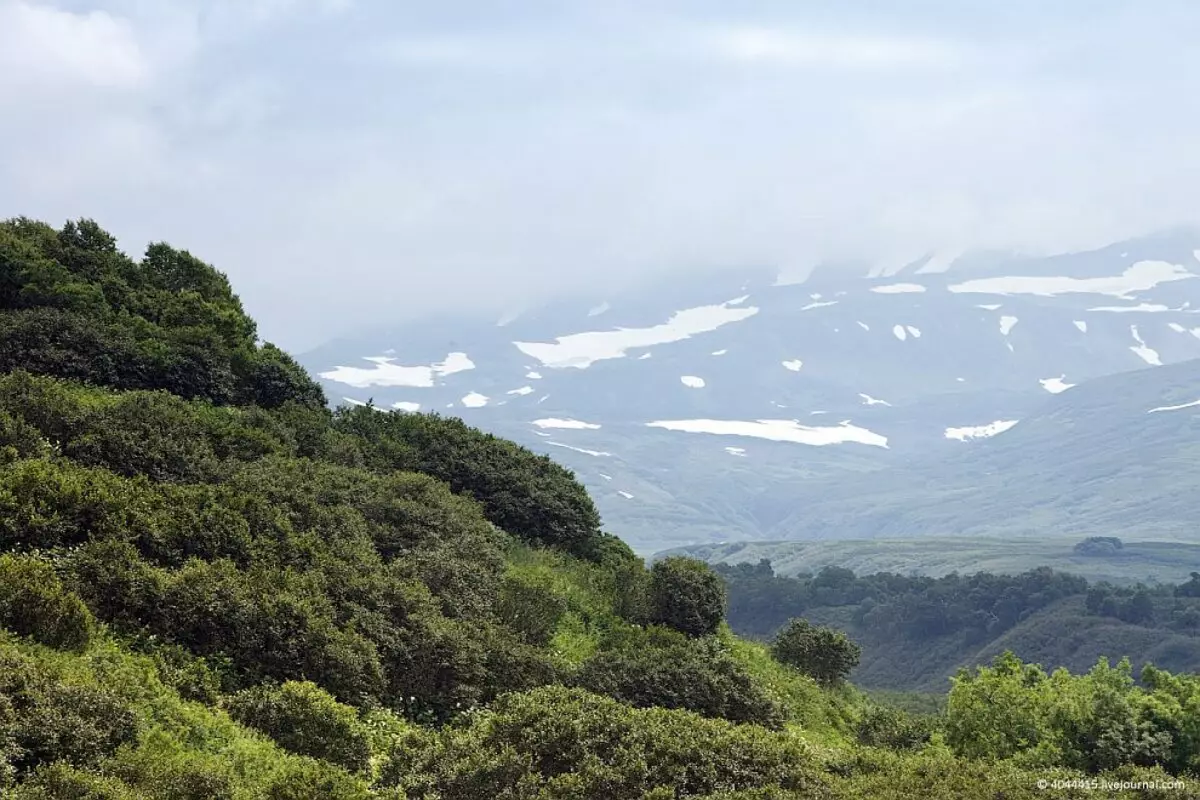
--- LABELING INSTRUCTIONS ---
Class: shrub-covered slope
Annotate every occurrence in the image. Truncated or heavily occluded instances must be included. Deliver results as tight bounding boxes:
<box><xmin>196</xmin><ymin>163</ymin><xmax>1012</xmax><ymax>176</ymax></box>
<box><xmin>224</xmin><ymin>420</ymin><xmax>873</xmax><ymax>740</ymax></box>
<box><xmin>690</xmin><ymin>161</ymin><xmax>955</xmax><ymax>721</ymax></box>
<box><xmin>1</xmin><ymin>218</ymin><xmax>1197</xmax><ymax>798</ymax></box>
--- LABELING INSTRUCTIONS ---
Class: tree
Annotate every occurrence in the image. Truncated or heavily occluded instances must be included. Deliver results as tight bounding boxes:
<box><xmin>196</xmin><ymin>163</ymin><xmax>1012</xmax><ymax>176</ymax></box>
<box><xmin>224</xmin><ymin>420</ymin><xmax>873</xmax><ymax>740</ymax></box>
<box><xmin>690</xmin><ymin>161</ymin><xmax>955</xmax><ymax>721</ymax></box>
<box><xmin>648</xmin><ymin>556</ymin><xmax>726</xmax><ymax>637</ymax></box>
<box><xmin>770</xmin><ymin>618</ymin><xmax>860</xmax><ymax>686</ymax></box>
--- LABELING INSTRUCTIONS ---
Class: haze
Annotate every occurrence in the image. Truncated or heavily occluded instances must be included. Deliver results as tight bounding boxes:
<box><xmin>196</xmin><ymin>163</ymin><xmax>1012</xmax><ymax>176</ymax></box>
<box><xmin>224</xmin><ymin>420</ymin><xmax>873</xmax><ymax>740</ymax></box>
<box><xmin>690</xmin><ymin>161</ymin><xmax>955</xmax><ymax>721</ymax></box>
<box><xmin>2</xmin><ymin>0</ymin><xmax>1199</xmax><ymax>350</ymax></box>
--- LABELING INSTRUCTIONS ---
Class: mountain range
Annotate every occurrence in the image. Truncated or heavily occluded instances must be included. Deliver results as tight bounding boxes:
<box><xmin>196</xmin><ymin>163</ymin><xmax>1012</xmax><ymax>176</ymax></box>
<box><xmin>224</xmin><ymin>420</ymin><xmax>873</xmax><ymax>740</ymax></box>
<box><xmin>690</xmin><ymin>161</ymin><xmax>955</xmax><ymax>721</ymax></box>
<box><xmin>301</xmin><ymin>229</ymin><xmax>1200</xmax><ymax>553</ymax></box>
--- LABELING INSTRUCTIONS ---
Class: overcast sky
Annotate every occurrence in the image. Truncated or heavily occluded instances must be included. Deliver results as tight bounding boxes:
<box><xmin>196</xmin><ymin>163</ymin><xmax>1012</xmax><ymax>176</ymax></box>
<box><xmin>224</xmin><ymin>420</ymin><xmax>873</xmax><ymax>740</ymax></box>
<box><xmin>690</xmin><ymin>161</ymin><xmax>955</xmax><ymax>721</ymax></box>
<box><xmin>3</xmin><ymin>1</ymin><xmax>1199</xmax><ymax>351</ymax></box>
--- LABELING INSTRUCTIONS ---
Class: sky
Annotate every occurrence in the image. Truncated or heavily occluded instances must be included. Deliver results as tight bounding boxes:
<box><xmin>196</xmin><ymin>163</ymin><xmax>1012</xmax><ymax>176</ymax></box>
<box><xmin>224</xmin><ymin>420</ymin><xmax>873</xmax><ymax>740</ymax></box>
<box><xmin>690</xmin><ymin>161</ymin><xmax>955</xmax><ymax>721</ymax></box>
<box><xmin>2</xmin><ymin>0</ymin><xmax>1200</xmax><ymax>351</ymax></box>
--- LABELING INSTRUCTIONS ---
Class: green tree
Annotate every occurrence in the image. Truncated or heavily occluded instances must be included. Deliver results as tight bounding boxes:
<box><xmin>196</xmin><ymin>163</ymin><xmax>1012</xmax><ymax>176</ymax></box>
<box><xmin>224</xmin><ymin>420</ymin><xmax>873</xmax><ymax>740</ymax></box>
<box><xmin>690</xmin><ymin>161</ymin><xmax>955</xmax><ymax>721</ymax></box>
<box><xmin>648</xmin><ymin>556</ymin><xmax>727</xmax><ymax>637</ymax></box>
<box><xmin>769</xmin><ymin>618</ymin><xmax>860</xmax><ymax>686</ymax></box>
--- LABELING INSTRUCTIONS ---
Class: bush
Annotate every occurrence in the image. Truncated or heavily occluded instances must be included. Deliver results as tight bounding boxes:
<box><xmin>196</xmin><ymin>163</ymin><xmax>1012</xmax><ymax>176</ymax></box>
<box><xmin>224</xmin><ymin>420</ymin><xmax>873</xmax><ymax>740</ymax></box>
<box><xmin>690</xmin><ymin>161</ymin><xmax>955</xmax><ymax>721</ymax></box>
<box><xmin>0</xmin><ymin>554</ymin><xmax>93</xmax><ymax>651</ymax></box>
<box><xmin>770</xmin><ymin>618</ymin><xmax>860</xmax><ymax>687</ymax></box>
<box><xmin>379</xmin><ymin>685</ymin><xmax>828</xmax><ymax>799</ymax></box>
<box><xmin>854</xmin><ymin>705</ymin><xmax>934</xmax><ymax>750</ymax></box>
<box><xmin>648</xmin><ymin>556</ymin><xmax>727</xmax><ymax>637</ymax></box>
<box><xmin>226</xmin><ymin>681</ymin><xmax>372</xmax><ymax>773</ymax></box>
<box><xmin>574</xmin><ymin>631</ymin><xmax>786</xmax><ymax>728</ymax></box>
<box><xmin>495</xmin><ymin>573</ymin><xmax>569</xmax><ymax>646</ymax></box>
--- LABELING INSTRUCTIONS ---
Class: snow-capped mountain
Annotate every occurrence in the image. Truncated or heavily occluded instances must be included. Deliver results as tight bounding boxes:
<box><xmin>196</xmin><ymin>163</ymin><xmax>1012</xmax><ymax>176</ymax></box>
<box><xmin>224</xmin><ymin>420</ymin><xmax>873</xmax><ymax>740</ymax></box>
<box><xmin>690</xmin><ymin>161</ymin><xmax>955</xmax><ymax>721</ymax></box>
<box><xmin>300</xmin><ymin>229</ymin><xmax>1200</xmax><ymax>552</ymax></box>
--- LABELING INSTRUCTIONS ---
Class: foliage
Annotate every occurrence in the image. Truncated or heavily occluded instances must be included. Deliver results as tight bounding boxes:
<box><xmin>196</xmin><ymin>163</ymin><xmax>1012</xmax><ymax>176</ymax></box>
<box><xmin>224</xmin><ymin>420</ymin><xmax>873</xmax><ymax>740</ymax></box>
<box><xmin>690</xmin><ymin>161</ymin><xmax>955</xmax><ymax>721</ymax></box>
<box><xmin>378</xmin><ymin>685</ymin><xmax>829</xmax><ymax>799</ymax></box>
<box><xmin>648</xmin><ymin>556</ymin><xmax>727</xmax><ymax>636</ymax></box>
<box><xmin>226</xmin><ymin>681</ymin><xmax>372</xmax><ymax>773</ymax></box>
<box><xmin>771</xmin><ymin>618</ymin><xmax>861</xmax><ymax>687</ymax></box>
<box><xmin>574</xmin><ymin>627</ymin><xmax>786</xmax><ymax>728</ymax></box>
<box><xmin>0</xmin><ymin>554</ymin><xmax>94</xmax><ymax>651</ymax></box>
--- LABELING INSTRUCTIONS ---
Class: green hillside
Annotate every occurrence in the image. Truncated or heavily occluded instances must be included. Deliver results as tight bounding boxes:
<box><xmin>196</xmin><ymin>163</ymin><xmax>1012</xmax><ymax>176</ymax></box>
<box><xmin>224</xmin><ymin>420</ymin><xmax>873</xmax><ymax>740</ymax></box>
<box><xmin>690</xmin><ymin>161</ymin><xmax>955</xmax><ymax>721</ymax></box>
<box><xmin>1</xmin><ymin>217</ymin><xmax>1198</xmax><ymax>798</ymax></box>
<box><xmin>668</xmin><ymin>536</ymin><xmax>1200</xmax><ymax>585</ymax></box>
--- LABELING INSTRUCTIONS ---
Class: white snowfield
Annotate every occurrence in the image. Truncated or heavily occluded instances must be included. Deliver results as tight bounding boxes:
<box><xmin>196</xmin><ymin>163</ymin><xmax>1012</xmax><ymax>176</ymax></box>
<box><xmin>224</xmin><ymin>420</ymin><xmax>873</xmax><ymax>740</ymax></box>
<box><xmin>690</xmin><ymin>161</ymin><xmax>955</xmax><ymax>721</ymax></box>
<box><xmin>782</xmin><ymin>360</ymin><xmax>803</xmax><ymax>372</ymax></box>
<box><xmin>532</xmin><ymin>418</ymin><xmax>601</xmax><ymax>430</ymax></box>
<box><xmin>1130</xmin><ymin>325</ymin><xmax>1162</xmax><ymax>366</ymax></box>
<box><xmin>1148</xmin><ymin>399</ymin><xmax>1200</xmax><ymax>414</ymax></box>
<box><xmin>1039</xmin><ymin>376</ymin><xmax>1075</xmax><ymax>394</ymax></box>
<box><xmin>391</xmin><ymin>401</ymin><xmax>420</xmax><ymax>412</ymax></box>
<box><xmin>461</xmin><ymin>392</ymin><xmax>489</xmax><ymax>408</ymax></box>
<box><xmin>645</xmin><ymin>418</ymin><xmax>888</xmax><ymax>448</ymax></box>
<box><xmin>514</xmin><ymin>298</ymin><xmax>758</xmax><ymax>369</ymax></box>
<box><xmin>321</xmin><ymin>352</ymin><xmax>475</xmax><ymax>388</ymax></box>
<box><xmin>546</xmin><ymin>441</ymin><xmax>612</xmax><ymax>457</ymax></box>
<box><xmin>944</xmin><ymin>420</ymin><xmax>1019</xmax><ymax>442</ymax></box>
<box><xmin>948</xmin><ymin>260</ymin><xmax>1195</xmax><ymax>297</ymax></box>
<box><xmin>681</xmin><ymin>375</ymin><xmax>706</xmax><ymax>388</ymax></box>
<box><xmin>870</xmin><ymin>283</ymin><xmax>926</xmax><ymax>294</ymax></box>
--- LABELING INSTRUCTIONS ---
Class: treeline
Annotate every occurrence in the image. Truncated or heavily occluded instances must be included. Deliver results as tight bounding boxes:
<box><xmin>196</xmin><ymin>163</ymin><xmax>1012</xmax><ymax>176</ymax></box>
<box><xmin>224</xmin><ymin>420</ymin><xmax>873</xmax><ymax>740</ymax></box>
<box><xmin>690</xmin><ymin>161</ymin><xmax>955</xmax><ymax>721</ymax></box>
<box><xmin>717</xmin><ymin>558</ymin><xmax>1200</xmax><ymax>643</ymax></box>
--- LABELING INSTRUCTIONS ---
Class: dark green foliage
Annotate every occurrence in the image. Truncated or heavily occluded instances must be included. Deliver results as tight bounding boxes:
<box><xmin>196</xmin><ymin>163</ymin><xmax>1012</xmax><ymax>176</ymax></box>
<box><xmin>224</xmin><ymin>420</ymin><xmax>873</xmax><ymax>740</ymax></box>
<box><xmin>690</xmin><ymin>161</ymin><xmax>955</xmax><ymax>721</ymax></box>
<box><xmin>8</xmin><ymin>763</ymin><xmax>141</xmax><ymax>799</ymax></box>
<box><xmin>0</xmin><ymin>554</ymin><xmax>93</xmax><ymax>651</ymax></box>
<box><xmin>262</xmin><ymin>760</ymin><xmax>372</xmax><ymax>800</ymax></box>
<box><xmin>226</xmin><ymin>681</ymin><xmax>372</xmax><ymax>772</ymax></box>
<box><xmin>0</xmin><ymin>218</ymin><xmax>325</xmax><ymax>410</ymax></box>
<box><xmin>574</xmin><ymin>628</ymin><xmax>786</xmax><ymax>728</ymax></box>
<box><xmin>495</xmin><ymin>572</ymin><xmax>569</xmax><ymax>646</ymax></box>
<box><xmin>854</xmin><ymin>705</ymin><xmax>934</xmax><ymax>750</ymax></box>
<box><xmin>378</xmin><ymin>686</ymin><xmax>829</xmax><ymax>799</ymax></box>
<box><xmin>648</xmin><ymin>556</ymin><xmax>727</xmax><ymax>636</ymax></box>
<box><xmin>333</xmin><ymin>406</ymin><xmax>604</xmax><ymax>557</ymax></box>
<box><xmin>771</xmin><ymin>618</ymin><xmax>860</xmax><ymax>687</ymax></box>
<box><xmin>0</xmin><ymin>649</ymin><xmax>138</xmax><ymax>777</ymax></box>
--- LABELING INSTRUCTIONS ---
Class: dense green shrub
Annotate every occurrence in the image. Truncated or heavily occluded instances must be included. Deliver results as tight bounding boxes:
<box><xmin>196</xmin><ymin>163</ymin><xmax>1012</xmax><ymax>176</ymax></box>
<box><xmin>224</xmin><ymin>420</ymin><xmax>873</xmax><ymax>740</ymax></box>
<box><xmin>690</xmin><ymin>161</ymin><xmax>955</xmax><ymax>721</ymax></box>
<box><xmin>575</xmin><ymin>630</ymin><xmax>786</xmax><ymax>728</ymax></box>
<box><xmin>226</xmin><ymin>681</ymin><xmax>372</xmax><ymax>772</ymax></box>
<box><xmin>333</xmin><ymin>406</ymin><xmax>604</xmax><ymax>557</ymax></box>
<box><xmin>854</xmin><ymin>704</ymin><xmax>934</xmax><ymax>750</ymax></box>
<box><xmin>771</xmin><ymin>618</ymin><xmax>860</xmax><ymax>687</ymax></box>
<box><xmin>379</xmin><ymin>686</ymin><xmax>828</xmax><ymax>799</ymax></box>
<box><xmin>495</xmin><ymin>572</ymin><xmax>570</xmax><ymax>646</ymax></box>
<box><xmin>648</xmin><ymin>556</ymin><xmax>727</xmax><ymax>636</ymax></box>
<box><xmin>0</xmin><ymin>554</ymin><xmax>93</xmax><ymax>651</ymax></box>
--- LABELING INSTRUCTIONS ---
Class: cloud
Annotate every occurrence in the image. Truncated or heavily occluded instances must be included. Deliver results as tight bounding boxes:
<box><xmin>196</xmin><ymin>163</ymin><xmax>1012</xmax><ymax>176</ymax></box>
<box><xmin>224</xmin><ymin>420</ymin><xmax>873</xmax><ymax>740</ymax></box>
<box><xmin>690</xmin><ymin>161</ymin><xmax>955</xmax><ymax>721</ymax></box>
<box><xmin>0</xmin><ymin>1</ymin><xmax>148</xmax><ymax>93</ymax></box>
<box><xmin>1</xmin><ymin>2</ymin><xmax>1199</xmax><ymax>352</ymax></box>
<box><xmin>707</xmin><ymin>27</ymin><xmax>964</xmax><ymax>69</ymax></box>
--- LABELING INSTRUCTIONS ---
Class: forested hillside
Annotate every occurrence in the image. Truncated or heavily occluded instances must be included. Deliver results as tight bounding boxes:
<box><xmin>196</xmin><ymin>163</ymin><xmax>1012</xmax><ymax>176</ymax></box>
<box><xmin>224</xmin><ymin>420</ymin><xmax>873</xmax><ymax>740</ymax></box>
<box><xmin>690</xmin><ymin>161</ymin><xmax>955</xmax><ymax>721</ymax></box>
<box><xmin>716</xmin><ymin>559</ymin><xmax>1200</xmax><ymax>692</ymax></box>
<box><xmin>1</xmin><ymin>218</ymin><xmax>1197</xmax><ymax>798</ymax></box>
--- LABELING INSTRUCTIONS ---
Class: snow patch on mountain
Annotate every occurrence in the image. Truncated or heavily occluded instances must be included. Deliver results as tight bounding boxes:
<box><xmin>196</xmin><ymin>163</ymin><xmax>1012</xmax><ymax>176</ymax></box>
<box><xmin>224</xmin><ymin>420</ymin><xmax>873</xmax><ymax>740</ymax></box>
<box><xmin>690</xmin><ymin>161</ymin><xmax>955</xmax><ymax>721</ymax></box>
<box><xmin>871</xmin><ymin>283</ymin><xmax>926</xmax><ymax>294</ymax></box>
<box><xmin>547</xmin><ymin>441</ymin><xmax>612</xmax><ymax>457</ymax></box>
<box><xmin>948</xmin><ymin>260</ymin><xmax>1195</xmax><ymax>298</ymax></box>
<box><xmin>892</xmin><ymin>325</ymin><xmax>908</xmax><ymax>341</ymax></box>
<box><xmin>1074</xmin><ymin>320</ymin><xmax>1088</xmax><ymax>333</ymax></box>
<box><xmin>461</xmin><ymin>392</ymin><xmax>489</xmax><ymax>408</ymax></box>
<box><xmin>645</xmin><ymin>419</ymin><xmax>888</xmax><ymax>448</ymax></box>
<box><xmin>859</xmin><ymin>393</ymin><xmax>891</xmax><ymax>406</ymax></box>
<box><xmin>801</xmin><ymin>300</ymin><xmax>839</xmax><ymax>311</ymax></box>
<box><xmin>514</xmin><ymin>298</ymin><xmax>758</xmax><ymax>369</ymax></box>
<box><xmin>782</xmin><ymin>360</ymin><xmax>803</xmax><ymax>372</ymax></box>
<box><xmin>1039</xmin><ymin>376</ymin><xmax>1075</xmax><ymax>394</ymax></box>
<box><xmin>999</xmin><ymin>316</ymin><xmax>1019</xmax><ymax>335</ymax></box>
<box><xmin>508</xmin><ymin>386</ymin><xmax>534</xmax><ymax>396</ymax></box>
<box><xmin>391</xmin><ymin>401</ymin><xmax>420</xmax><ymax>412</ymax></box>
<box><xmin>587</xmin><ymin>301</ymin><xmax>610</xmax><ymax>317</ymax></box>
<box><xmin>1088</xmin><ymin>303</ymin><xmax>1172</xmax><ymax>313</ymax></box>
<box><xmin>1130</xmin><ymin>325</ymin><xmax>1163</xmax><ymax>366</ymax></box>
<box><xmin>533</xmin><ymin>418</ymin><xmax>601</xmax><ymax>430</ymax></box>
<box><xmin>681</xmin><ymin>375</ymin><xmax>706</xmax><ymax>388</ymax></box>
<box><xmin>1148</xmin><ymin>399</ymin><xmax>1200</xmax><ymax>414</ymax></box>
<box><xmin>725</xmin><ymin>447</ymin><xmax>747</xmax><ymax>456</ymax></box>
<box><xmin>944</xmin><ymin>420</ymin><xmax>1019</xmax><ymax>441</ymax></box>
<box><xmin>322</xmin><ymin>352</ymin><xmax>475</xmax><ymax>388</ymax></box>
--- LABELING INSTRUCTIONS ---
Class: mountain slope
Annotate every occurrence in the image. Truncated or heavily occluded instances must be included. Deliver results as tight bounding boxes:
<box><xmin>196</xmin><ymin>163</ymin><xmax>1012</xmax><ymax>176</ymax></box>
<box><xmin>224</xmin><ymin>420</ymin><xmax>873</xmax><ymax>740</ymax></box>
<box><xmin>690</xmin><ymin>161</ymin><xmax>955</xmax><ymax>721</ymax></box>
<box><xmin>304</xmin><ymin>230</ymin><xmax>1200</xmax><ymax>551</ymax></box>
